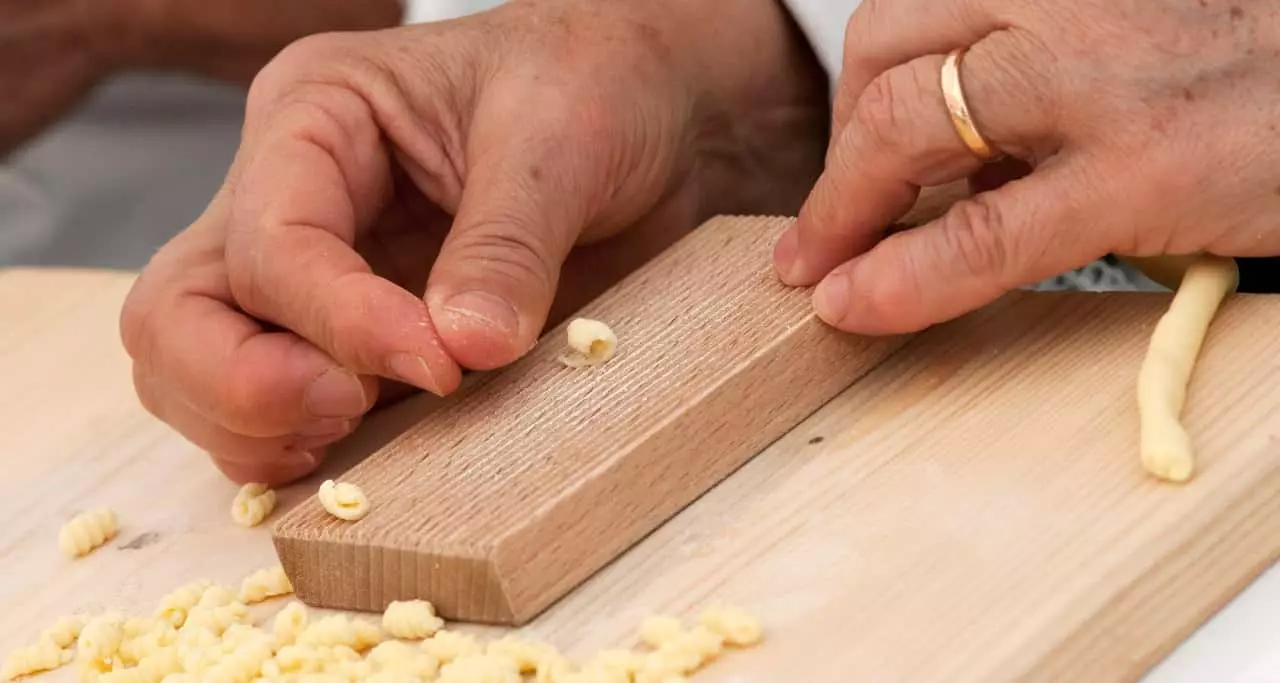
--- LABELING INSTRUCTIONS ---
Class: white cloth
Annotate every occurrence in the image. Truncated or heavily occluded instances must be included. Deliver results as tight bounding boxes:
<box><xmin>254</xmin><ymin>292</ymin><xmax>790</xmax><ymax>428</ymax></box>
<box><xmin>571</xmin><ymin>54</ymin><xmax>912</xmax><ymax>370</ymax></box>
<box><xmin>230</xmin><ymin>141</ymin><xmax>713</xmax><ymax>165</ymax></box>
<box><xmin>779</xmin><ymin>0</ymin><xmax>857</xmax><ymax>85</ymax></box>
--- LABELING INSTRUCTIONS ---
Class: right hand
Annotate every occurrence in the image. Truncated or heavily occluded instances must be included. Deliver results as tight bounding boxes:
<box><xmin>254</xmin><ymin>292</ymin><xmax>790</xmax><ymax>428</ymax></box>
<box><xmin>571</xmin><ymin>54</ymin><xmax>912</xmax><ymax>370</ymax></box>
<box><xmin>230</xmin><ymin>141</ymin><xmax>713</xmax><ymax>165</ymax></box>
<box><xmin>119</xmin><ymin>0</ymin><xmax>829</xmax><ymax>484</ymax></box>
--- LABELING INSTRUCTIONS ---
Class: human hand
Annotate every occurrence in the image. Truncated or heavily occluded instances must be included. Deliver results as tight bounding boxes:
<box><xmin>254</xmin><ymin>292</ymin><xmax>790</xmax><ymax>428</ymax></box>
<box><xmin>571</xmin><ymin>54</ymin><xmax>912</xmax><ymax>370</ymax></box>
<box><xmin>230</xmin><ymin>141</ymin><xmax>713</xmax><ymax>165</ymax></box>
<box><xmin>0</xmin><ymin>0</ymin><xmax>400</xmax><ymax>155</ymax></box>
<box><xmin>119</xmin><ymin>0</ymin><xmax>829</xmax><ymax>484</ymax></box>
<box><xmin>773</xmin><ymin>0</ymin><xmax>1280</xmax><ymax>334</ymax></box>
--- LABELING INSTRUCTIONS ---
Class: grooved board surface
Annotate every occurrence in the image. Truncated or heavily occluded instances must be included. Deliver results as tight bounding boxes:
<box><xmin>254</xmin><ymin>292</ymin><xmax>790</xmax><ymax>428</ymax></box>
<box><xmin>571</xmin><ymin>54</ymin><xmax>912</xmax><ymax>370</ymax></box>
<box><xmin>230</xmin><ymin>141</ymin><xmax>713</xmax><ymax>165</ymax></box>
<box><xmin>272</xmin><ymin>216</ymin><xmax>909</xmax><ymax>624</ymax></box>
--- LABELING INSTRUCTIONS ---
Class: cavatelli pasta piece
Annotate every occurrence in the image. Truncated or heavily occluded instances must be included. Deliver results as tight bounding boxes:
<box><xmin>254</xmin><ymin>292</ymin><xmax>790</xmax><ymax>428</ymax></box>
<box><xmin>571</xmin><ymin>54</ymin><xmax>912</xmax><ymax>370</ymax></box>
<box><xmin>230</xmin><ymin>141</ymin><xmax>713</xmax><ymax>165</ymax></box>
<box><xmin>59</xmin><ymin>508</ymin><xmax>119</xmax><ymax>558</ymax></box>
<box><xmin>1</xmin><ymin>638</ymin><xmax>66</xmax><ymax>680</ymax></box>
<box><xmin>78</xmin><ymin>613</ymin><xmax>127</xmax><ymax>664</ymax></box>
<box><xmin>381</xmin><ymin>600</ymin><xmax>444</xmax><ymax>640</ymax></box>
<box><xmin>202</xmin><ymin>637</ymin><xmax>273</xmax><ymax>683</ymax></box>
<box><xmin>155</xmin><ymin>580</ymin><xmax>213</xmax><ymax>628</ymax></box>
<box><xmin>421</xmin><ymin>630</ymin><xmax>482</xmax><ymax>664</ymax></box>
<box><xmin>41</xmin><ymin>614</ymin><xmax>90</xmax><ymax>649</ymax></box>
<box><xmin>295</xmin><ymin>616</ymin><xmax>382</xmax><ymax>651</ymax></box>
<box><xmin>239</xmin><ymin>565</ymin><xmax>293</xmax><ymax>604</ymax></box>
<box><xmin>272</xmin><ymin>602</ymin><xmax>309</xmax><ymax>646</ymax></box>
<box><xmin>230</xmin><ymin>483</ymin><xmax>276</xmax><ymax>528</ymax></box>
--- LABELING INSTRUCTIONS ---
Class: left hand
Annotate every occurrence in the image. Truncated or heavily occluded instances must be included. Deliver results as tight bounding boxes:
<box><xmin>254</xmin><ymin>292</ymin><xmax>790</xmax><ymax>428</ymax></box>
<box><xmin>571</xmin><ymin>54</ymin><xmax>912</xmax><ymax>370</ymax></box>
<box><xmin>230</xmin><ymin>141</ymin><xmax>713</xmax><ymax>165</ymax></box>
<box><xmin>773</xmin><ymin>0</ymin><xmax>1280</xmax><ymax>334</ymax></box>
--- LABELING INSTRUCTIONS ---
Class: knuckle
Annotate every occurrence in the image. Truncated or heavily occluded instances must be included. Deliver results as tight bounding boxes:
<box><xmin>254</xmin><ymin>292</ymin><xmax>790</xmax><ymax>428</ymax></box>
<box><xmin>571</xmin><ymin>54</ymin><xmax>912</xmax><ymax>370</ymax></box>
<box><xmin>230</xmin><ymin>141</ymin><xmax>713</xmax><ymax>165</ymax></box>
<box><xmin>843</xmin><ymin>0</ymin><xmax>882</xmax><ymax>54</ymax></box>
<box><xmin>249</xmin><ymin>33</ymin><xmax>345</xmax><ymax>106</ymax></box>
<box><xmin>850</xmin><ymin>72</ymin><xmax>906</xmax><ymax>156</ymax></box>
<box><xmin>939</xmin><ymin>196</ymin><xmax>1016</xmax><ymax>281</ymax></box>
<box><xmin>454</xmin><ymin>219</ymin><xmax>562</xmax><ymax>295</ymax></box>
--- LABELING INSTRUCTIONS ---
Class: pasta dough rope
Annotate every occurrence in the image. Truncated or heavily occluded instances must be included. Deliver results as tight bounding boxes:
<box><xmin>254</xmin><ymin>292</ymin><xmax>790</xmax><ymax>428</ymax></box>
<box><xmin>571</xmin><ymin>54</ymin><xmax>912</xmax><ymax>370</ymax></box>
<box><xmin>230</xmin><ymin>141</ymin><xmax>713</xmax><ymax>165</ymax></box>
<box><xmin>229</xmin><ymin>483</ymin><xmax>276</xmax><ymax>528</ymax></box>
<box><xmin>59</xmin><ymin>508</ymin><xmax>119</xmax><ymax>558</ymax></box>
<box><xmin>1136</xmin><ymin>255</ymin><xmax>1238</xmax><ymax>482</ymax></box>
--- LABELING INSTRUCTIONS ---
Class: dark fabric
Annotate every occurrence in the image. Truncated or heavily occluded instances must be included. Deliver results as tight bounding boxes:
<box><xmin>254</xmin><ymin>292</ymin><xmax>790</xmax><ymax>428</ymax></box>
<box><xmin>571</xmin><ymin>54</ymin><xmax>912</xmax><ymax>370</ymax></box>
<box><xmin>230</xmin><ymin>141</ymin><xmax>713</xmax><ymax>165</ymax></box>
<box><xmin>1237</xmin><ymin>257</ymin><xmax>1280</xmax><ymax>294</ymax></box>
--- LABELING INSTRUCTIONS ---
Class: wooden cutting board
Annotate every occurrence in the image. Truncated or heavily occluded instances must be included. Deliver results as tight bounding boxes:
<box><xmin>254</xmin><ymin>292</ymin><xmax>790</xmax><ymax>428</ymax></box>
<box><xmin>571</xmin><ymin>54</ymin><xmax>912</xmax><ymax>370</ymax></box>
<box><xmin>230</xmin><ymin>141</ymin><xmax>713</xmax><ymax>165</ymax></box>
<box><xmin>1</xmin><ymin>215</ymin><xmax>1277</xmax><ymax>682</ymax></box>
<box><xmin>269</xmin><ymin>215</ymin><xmax>1280</xmax><ymax>679</ymax></box>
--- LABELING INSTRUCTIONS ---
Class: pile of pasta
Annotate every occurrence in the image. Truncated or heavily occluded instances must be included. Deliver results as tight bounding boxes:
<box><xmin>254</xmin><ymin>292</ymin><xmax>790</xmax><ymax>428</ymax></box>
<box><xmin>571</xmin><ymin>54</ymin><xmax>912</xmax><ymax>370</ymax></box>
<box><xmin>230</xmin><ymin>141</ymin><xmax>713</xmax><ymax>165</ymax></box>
<box><xmin>1</xmin><ymin>565</ymin><xmax>763</xmax><ymax>683</ymax></box>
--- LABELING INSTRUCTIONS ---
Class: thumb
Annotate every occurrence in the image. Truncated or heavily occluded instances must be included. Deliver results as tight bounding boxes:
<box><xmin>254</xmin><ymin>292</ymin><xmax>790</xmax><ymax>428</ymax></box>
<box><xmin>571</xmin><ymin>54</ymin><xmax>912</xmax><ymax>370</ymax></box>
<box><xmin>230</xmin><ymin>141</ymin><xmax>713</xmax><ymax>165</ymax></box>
<box><xmin>812</xmin><ymin>162</ymin><xmax>1112</xmax><ymax>335</ymax></box>
<box><xmin>424</xmin><ymin>92</ymin><xmax>601</xmax><ymax>370</ymax></box>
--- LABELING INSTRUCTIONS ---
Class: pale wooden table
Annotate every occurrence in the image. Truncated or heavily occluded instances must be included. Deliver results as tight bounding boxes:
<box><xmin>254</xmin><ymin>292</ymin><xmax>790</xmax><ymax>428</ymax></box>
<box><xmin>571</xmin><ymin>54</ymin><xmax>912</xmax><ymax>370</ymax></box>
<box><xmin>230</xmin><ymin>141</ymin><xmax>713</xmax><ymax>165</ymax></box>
<box><xmin>2</xmin><ymin>268</ymin><xmax>1277</xmax><ymax>682</ymax></box>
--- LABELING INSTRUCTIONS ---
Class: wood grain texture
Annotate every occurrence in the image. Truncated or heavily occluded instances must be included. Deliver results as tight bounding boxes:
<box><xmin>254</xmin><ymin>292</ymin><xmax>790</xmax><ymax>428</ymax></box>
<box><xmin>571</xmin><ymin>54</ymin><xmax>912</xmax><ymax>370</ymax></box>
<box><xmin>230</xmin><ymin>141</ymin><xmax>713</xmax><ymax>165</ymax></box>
<box><xmin>3</xmin><ymin>264</ymin><xmax>1277</xmax><ymax>683</ymax></box>
<box><xmin>515</xmin><ymin>290</ymin><xmax>1279</xmax><ymax>683</ymax></box>
<box><xmin>272</xmin><ymin>216</ymin><xmax>910</xmax><ymax>624</ymax></box>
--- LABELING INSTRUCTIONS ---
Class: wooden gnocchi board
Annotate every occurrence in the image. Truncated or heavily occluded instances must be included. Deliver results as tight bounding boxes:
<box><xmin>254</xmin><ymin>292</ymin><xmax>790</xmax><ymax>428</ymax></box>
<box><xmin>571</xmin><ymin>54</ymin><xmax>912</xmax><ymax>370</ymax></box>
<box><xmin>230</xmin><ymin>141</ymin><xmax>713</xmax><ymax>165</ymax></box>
<box><xmin>1</xmin><ymin>215</ymin><xmax>1277</xmax><ymax>681</ymax></box>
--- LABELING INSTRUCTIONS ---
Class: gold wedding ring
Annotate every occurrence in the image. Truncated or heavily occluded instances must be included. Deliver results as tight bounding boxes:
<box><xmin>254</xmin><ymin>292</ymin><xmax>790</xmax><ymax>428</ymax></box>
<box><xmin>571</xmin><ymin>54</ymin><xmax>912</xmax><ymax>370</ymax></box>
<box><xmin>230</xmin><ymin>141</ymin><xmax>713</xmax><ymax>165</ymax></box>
<box><xmin>941</xmin><ymin>47</ymin><xmax>999</xmax><ymax>161</ymax></box>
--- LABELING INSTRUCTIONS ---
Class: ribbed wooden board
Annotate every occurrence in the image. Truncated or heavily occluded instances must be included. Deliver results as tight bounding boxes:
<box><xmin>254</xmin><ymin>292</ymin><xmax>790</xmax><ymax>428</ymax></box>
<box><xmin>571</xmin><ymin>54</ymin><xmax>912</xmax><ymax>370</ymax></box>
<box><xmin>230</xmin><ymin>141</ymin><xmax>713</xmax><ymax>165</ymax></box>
<box><xmin>273</xmin><ymin>216</ymin><xmax>910</xmax><ymax>624</ymax></box>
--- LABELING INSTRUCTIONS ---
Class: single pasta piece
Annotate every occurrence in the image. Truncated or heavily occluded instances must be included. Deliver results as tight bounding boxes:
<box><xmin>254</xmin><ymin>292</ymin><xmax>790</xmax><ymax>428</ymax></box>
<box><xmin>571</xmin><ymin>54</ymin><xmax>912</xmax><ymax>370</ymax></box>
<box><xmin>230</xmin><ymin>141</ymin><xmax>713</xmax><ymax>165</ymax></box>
<box><xmin>367</xmin><ymin>640</ymin><xmax>440</xmax><ymax>678</ymax></box>
<box><xmin>196</xmin><ymin>584</ymin><xmax>238</xmax><ymax>609</ymax></box>
<box><xmin>155</xmin><ymin>579</ymin><xmax>213</xmax><ymax>628</ymax></box>
<box><xmin>202</xmin><ymin>635</ymin><xmax>273</xmax><ymax>683</ymax></box>
<box><xmin>59</xmin><ymin>508</ymin><xmax>119</xmax><ymax>558</ymax></box>
<box><xmin>179</xmin><ymin>601</ymin><xmax>249</xmax><ymax>636</ymax></box>
<box><xmin>273</xmin><ymin>602</ymin><xmax>309</xmax><ymax>646</ymax></box>
<box><xmin>78</xmin><ymin>613</ymin><xmax>127</xmax><ymax>661</ymax></box>
<box><xmin>697</xmin><ymin>605</ymin><xmax>764</xmax><ymax>647</ymax></box>
<box><xmin>267</xmin><ymin>644</ymin><xmax>330</xmax><ymax>674</ymax></box>
<box><xmin>117</xmin><ymin>619</ymin><xmax>177</xmax><ymax>665</ymax></box>
<box><xmin>239</xmin><ymin>565</ymin><xmax>293</xmax><ymax>604</ymax></box>
<box><xmin>533</xmin><ymin>653</ymin><xmax>575</xmax><ymax>683</ymax></box>
<box><xmin>486</xmin><ymin>637</ymin><xmax>561</xmax><ymax>674</ymax></box>
<box><xmin>436</xmin><ymin>653</ymin><xmax>521</xmax><ymax>683</ymax></box>
<box><xmin>382</xmin><ymin>600</ymin><xmax>445</xmax><ymax>640</ymax></box>
<box><xmin>230</xmin><ymin>483</ymin><xmax>277</xmax><ymax>528</ymax></box>
<box><xmin>317</xmin><ymin>480</ymin><xmax>371</xmax><ymax>521</ymax></box>
<box><xmin>421</xmin><ymin>630</ymin><xmax>483</xmax><ymax>664</ymax></box>
<box><xmin>41</xmin><ymin>614</ymin><xmax>89</xmax><ymax>649</ymax></box>
<box><xmin>1</xmin><ymin>638</ymin><xmax>65</xmax><ymax>680</ymax></box>
<box><xmin>296</xmin><ymin>615</ymin><xmax>382</xmax><ymax>651</ymax></box>
<box><xmin>637</xmin><ymin>615</ymin><xmax>684</xmax><ymax>649</ymax></box>
<box><xmin>1137</xmin><ymin>255</ymin><xmax>1238</xmax><ymax>482</ymax></box>
<box><xmin>560</xmin><ymin>318</ymin><xmax>619</xmax><ymax>368</ymax></box>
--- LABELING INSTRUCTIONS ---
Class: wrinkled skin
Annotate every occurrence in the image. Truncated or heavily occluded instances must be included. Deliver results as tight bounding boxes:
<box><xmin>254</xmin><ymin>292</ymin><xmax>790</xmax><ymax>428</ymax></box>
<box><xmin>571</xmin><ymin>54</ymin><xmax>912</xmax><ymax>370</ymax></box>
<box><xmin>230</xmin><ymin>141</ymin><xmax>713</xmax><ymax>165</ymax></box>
<box><xmin>775</xmin><ymin>0</ymin><xmax>1280</xmax><ymax>333</ymax></box>
<box><xmin>119</xmin><ymin>0</ymin><xmax>830</xmax><ymax>484</ymax></box>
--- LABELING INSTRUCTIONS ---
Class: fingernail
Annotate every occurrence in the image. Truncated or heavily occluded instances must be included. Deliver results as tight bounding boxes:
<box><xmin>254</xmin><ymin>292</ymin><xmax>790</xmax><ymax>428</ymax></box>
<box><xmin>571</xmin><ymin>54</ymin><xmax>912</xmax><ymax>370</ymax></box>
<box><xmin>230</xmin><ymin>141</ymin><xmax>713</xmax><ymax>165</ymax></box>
<box><xmin>814</xmin><ymin>274</ymin><xmax>850</xmax><ymax>324</ymax></box>
<box><xmin>304</xmin><ymin>369</ymin><xmax>367</xmax><ymax>418</ymax></box>
<box><xmin>774</xmin><ymin>228</ymin><xmax>799</xmax><ymax>282</ymax></box>
<box><xmin>298</xmin><ymin>418</ymin><xmax>352</xmax><ymax>438</ymax></box>
<box><xmin>388</xmin><ymin>353</ymin><xmax>442</xmax><ymax>394</ymax></box>
<box><xmin>441</xmin><ymin>290</ymin><xmax>520</xmax><ymax>337</ymax></box>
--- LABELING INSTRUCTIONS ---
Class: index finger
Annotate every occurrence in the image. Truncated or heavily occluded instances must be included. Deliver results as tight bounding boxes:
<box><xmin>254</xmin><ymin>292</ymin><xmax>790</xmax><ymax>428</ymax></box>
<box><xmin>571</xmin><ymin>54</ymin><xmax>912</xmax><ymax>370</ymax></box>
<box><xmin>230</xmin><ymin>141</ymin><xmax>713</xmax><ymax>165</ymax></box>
<box><xmin>224</xmin><ymin>82</ymin><xmax>462</xmax><ymax>397</ymax></box>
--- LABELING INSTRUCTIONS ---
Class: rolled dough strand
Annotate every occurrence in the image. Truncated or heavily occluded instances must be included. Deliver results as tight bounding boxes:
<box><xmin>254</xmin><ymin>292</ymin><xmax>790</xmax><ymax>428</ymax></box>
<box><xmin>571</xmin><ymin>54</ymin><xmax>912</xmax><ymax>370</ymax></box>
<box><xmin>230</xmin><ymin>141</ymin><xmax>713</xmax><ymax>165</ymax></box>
<box><xmin>1137</xmin><ymin>254</ymin><xmax>1238</xmax><ymax>483</ymax></box>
